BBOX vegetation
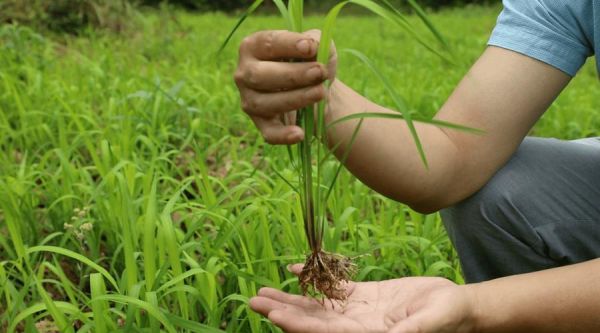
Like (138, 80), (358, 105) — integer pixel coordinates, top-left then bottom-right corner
(221, 0), (480, 301)
(1, 4), (599, 332)
(0, 0), (137, 33)
(0, 0), (500, 34)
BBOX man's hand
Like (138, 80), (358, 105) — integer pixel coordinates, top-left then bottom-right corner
(234, 30), (337, 145)
(249, 264), (477, 333)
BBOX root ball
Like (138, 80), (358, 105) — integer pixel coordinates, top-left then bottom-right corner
(299, 250), (356, 301)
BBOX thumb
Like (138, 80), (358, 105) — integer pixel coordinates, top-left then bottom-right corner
(303, 29), (336, 80)
(286, 263), (304, 276)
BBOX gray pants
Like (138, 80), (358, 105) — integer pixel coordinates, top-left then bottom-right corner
(441, 137), (600, 283)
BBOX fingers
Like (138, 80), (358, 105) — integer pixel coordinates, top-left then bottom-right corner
(287, 263), (304, 276)
(268, 310), (327, 333)
(249, 296), (287, 317)
(258, 287), (319, 308)
(235, 61), (327, 92)
(252, 117), (304, 145)
(241, 84), (325, 118)
(241, 30), (319, 61)
(235, 29), (333, 146)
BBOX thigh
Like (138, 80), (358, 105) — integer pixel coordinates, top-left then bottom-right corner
(518, 137), (600, 263)
(441, 136), (600, 281)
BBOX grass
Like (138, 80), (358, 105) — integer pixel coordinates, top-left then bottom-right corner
(1, 4), (599, 332)
(223, 0), (460, 301)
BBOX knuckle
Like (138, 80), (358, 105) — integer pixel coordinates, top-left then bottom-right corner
(284, 70), (299, 87)
(307, 85), (324, 102)
(244, 62), (260, 86)
(233, 69), (244, 86)
(242, 95), (260, 114)
(264, 31), (276, 58)
(239, 36), (254, 53)
(262, 132), (276, 144)
(283, 94), (302, 111)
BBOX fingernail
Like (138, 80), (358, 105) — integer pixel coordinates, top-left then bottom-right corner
(297, 39), (311, 54)
(286, 264), (293, 272)
(307, 66), (323, 81)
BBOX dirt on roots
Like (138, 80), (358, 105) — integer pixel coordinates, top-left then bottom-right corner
(299, 250), (357, 301)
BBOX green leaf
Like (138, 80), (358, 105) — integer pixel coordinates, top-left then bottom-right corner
(218, 0), (265, 53)
(90, 273), (109, 333)
(288, 0), (304, 32)
(164, 313), (226, 333)
(92, 294), (177, 333)
(272, 0), (292, 30)
(143, 177), (158, 292)
(328, 112), (484, 134)
(324, 118), (364, 204)
(8, 302), (85, 333)
(342, 48), (428, 168)
(27, 246), (119, 292)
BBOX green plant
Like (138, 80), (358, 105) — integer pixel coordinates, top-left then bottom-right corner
(0, 0), (137, 33)
(1, 7), (593, 332)
(221, 0), (481, 300)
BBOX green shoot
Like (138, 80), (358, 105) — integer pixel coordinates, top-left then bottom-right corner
(220, 0), (474, 300)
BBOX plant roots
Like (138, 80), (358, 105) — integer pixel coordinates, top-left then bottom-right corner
(299, 250), (356, 301)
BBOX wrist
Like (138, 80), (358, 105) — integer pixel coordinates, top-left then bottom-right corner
(462, 283), (486, 333)
(324, 78), (341, 125)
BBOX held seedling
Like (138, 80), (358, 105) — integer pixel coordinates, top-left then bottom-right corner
(222, 0), (481, 301)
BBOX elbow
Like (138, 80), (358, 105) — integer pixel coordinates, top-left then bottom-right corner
(405, 186), (465, 214)
(408, 198), (448, 215)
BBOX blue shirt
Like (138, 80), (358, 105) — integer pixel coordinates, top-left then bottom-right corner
(488, 0), (599, 76)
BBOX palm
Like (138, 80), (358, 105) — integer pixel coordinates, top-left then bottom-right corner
(250, 268), (473, 333)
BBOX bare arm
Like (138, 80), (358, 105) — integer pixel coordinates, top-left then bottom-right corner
(234, 31), (571, 212)
(326, 46), (570, 212)
(468, 258), (600, 333)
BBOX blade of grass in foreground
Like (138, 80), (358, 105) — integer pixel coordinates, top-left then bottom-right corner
(342, 48), (427, 167)
(339, 48), (484, 167)
(90, 273), (109, 333)
(272, 0), (292, 30)
(321, 117), (365, 241)
(328, 112), (485, 134)
(288, 0), (304, 33)
(218, 0), (264, 53)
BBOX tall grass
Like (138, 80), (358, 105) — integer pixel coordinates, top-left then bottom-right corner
(1, 4), (596, 332)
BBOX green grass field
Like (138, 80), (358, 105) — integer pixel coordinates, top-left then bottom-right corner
(1, 4), (599, 332)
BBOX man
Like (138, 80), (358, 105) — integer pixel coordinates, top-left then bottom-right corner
(234, 1), (600, 332)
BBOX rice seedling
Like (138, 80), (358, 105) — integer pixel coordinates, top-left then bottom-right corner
(221, 0), (481, 301)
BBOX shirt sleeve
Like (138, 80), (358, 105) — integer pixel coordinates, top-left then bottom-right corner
(488, 0), (593, 77)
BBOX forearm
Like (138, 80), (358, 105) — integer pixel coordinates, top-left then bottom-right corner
(470, 259), (600, 333)
(324, 47), (570, 212)
(325, 79), (462, 212)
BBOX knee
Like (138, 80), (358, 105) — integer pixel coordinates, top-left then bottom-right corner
(441, 166), (528, 234)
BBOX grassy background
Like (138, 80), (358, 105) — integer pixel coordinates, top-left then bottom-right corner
(1, 4), (599, 332)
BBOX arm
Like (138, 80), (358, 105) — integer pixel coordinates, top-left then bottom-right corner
(325, 46), (570, 212)
(234, 31), (571, 212)
(468, 258), (600, 333)
(249, 259), (600, 333)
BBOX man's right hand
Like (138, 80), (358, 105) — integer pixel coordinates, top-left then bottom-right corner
(234, 30), (336, 145)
